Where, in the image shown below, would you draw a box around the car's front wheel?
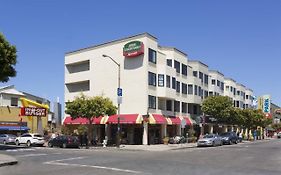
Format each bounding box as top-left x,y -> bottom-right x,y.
16,140 -> 20,146
3,140 -> 6,145
62,143 -> 67,148
48,142 -> 53,147
26,140 -> 31,147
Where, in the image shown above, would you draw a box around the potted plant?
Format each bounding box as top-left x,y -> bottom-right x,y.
163,137 -> 169,145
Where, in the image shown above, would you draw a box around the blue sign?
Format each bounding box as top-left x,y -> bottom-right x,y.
117,88 -> 122,96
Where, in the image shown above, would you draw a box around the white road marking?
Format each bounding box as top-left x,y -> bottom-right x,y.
17,153 -> 48,157
6,148 -> 36,152
44,157 -> 142,174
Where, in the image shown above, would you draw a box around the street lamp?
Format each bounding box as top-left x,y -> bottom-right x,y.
102,54 -> 121,148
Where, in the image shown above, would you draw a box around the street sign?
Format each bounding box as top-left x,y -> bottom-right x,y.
117,88 -> 122,97
117,96 -> 122,104
181,119 -> 186,128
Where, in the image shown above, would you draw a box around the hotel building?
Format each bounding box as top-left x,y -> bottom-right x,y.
64,33 -> 254,145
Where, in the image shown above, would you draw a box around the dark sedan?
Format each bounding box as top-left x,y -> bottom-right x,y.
220,132 -> 239,145
48,135 -> 80,148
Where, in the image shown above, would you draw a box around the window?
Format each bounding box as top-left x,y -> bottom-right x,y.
172,77 -> 176,89
174,100 -> 180,112
237,91 -> 240,96
182,83 -> 187,94
221,82 -> 224,91
204,90 -> 208,98
204,74 -> 208,84
188,84 -> 193,95
166,100 -> 172,111
166,75 -> 171,88
212,79 -> 216,85
193,71 -> 197,77
246,95 -> 249,99
158,74 -> 164,87
182,102 -> 187,113
233,88 -> 236,95
226,86 -> 229,91
174,60 -> 180,73
194,85 -> 198,95
199,72 -> 203,82
148,95 -> 156,109
230,86 -> 233,92
66,60 -> 90,74
199,86 -> 202,97
66,80 -> 90,93
148,48 -> 157,63
217,80 -> 220,87
209,91 -> 213,96
148,72 -> 156,86
11,97 -> 18,106
166,59 -> 172,67
176,81 -> 180,93
182,64 -> 187,76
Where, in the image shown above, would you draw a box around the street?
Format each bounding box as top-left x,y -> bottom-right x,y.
1,139 -> 281,175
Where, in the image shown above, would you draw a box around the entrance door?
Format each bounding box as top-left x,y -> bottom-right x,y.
134,127 -> 143,145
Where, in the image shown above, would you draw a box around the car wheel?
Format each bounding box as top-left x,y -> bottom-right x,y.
220,141 -> 223,146
229,140 -> 232,145
212,141 -> 215,147
3,140 -> 6,145
62,143 -> 67,148
26,140 -> 31,147
16,140 -> 20,146
48,142 -> 53,147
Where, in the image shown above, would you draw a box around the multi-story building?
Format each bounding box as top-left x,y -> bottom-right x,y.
64,33 -> 255,144
0,85 -> 50,135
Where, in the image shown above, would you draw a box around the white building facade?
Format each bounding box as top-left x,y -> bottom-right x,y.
64,33 -> 254,145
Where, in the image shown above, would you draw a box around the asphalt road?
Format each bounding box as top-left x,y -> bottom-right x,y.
1,139 -> 281,175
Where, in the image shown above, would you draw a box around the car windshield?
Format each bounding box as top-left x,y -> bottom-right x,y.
7,134 -> 16,137
203,135 -> 214,138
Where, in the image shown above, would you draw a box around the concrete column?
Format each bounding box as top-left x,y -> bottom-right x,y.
142,122 -> 148,145
37,116 -> 43,135
209,125 -> 213,134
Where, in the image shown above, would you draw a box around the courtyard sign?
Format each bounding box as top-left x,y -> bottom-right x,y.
123,41 -> 144,57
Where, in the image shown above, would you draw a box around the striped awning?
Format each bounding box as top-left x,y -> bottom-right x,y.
63,116 -> 107,125
148,114 -> 167,124
166,117 -> 181,125
179,116 -> 197,126
105,114 -> 143,124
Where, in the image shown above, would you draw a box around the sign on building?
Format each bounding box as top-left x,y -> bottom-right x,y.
123,41 -> 144,57
20,107 -> 47,117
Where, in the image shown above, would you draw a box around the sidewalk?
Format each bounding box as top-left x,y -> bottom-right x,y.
0,154 -> 18,167
119,142 -> 197,151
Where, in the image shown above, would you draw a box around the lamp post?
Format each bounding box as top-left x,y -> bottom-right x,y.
102,54 -> 121,148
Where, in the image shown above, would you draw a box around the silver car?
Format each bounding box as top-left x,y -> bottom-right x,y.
0,134 -> 17,145
197,134 -> 223,147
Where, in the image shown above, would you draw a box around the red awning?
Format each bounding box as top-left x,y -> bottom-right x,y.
63,116 -> 105,125
168,117 -> 181,125
181,116 -> 192,126
149,114 -> 167,124
106,114 -> 143,124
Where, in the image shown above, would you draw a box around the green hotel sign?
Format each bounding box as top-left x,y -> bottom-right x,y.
123,41 -> 144,57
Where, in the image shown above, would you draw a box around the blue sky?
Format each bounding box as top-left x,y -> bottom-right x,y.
0,0 -> 280,108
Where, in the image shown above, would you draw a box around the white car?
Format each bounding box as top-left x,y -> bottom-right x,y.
16,133 -> 45,147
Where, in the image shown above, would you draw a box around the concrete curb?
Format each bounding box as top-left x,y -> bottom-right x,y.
0,154 -> 18,167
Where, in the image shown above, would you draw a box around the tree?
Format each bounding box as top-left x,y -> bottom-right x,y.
0,33 -> 17,82
65,94 -> 117,145
202,96 -> 233,123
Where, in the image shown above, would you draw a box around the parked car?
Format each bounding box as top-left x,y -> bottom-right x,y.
220,132 -> 239,145
277,132 -> 281,139
15,133 -> 45,147
168,136 -> 187,144
197,134 -> 222,147
0,134 -> 17,145
48,135 -> 80,148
